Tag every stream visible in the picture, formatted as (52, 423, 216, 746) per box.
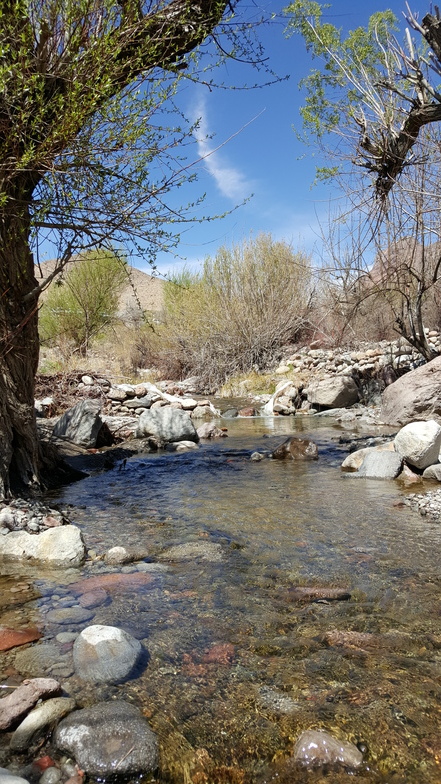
(1, 415, 441, 783)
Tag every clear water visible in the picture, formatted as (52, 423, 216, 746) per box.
(1, 416, 441, 783)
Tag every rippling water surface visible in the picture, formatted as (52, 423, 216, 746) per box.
(1, 416, 441, 783)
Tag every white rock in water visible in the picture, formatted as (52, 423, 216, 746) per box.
(293, 729, 363, 769)
(0, 525, 85, 567)
(73, 625, 142, 683)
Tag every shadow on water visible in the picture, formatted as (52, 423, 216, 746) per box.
(1, 416, 441, 783)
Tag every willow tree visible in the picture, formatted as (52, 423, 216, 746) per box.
(286, 2, 441, 201)
(0, 0, 266, 497)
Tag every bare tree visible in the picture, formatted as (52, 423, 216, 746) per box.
(320, 135, 441, 360)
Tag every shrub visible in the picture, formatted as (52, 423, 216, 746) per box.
(154, 234, 314, 389)
(39, 250, 128, 356)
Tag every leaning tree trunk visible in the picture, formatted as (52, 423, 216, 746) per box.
(0, 204, 41, 498)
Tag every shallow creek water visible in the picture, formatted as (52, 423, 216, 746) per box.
(1, 416, 441, 784)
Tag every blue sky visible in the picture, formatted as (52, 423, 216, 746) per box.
(35, 0, 428, 277)
(138, 0, 427, 278)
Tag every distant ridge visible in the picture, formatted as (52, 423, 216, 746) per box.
(34, 258, 164, 316)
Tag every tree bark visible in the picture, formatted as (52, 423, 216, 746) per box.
(0, 203, 41, 498)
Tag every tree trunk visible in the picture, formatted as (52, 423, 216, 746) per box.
(0, 206, 41, 498)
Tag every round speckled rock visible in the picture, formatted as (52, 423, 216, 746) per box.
(54, 701, 158, 777)
(73, 625, 142, 683)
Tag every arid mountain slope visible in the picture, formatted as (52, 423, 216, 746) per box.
(34, 259, 164, 316)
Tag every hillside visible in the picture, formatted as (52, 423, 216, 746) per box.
(34, 258, 165, 317)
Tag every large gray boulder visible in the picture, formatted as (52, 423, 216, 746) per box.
(54, 701, 158, 778)
(52, 400, 103, 447)
(394, 420, 441, 469)
(356, 450, 403, 479)
(341, 442, 394, 472)
(381, 356, 441, 425)
(73, 625, 142, 683)
(135, 407, 198, 443)
(0, 525, 85, 567)
(306, 376, 359, 409)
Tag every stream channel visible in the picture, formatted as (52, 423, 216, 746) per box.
(1, 415, 441, 783)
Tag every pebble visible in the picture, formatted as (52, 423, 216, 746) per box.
(405, 489, 441, 520)
(40, 768, 62, 784)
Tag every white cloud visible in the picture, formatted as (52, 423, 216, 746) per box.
(191, 93, 252, 202)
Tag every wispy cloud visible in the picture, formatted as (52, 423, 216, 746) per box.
(190, 93, 253, 202)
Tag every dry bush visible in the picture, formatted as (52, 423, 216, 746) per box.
(156, 234, 314, 389)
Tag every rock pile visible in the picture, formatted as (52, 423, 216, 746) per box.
(276, 334, 441, 378)
(0, 500, 68, 536)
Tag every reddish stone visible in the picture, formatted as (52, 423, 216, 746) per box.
(70, 572, 155, 595)
(78, 588, 108, 608)
(42, 515, 62, 528)
(238, 407, 256, 417)
(32, 756, 56, 772)
(202, 642, 235, 665)
(182, 654, 207, 677)
(0, 626, 42, 651)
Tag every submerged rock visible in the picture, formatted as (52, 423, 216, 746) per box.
(271, 437, 318, 461)
(0, 626, 42, 652)
(288, 586, 351, 602)
(257, 686, 301, 715)
(159, 542, 223, 562)
(54, 701, 158, 778)
(292, 729, 363, 769)
(73, 624, 143, 683)
(70, 571, 155, 596)
(0, 769, 31, 784)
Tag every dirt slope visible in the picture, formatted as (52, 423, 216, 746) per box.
(34, 258, 164, 316)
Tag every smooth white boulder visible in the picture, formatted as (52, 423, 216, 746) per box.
(394, 419, 441, 469)
(0, 525, 85, 566)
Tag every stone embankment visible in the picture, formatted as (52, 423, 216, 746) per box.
(275, 332, 441, 379)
